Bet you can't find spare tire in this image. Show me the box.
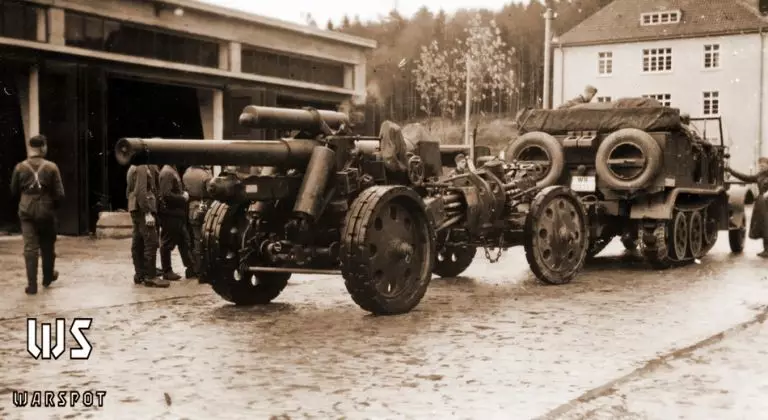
[595,128,662,190]
[503,132,565,188]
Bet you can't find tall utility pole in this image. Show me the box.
[542,8,555,109]
[465,58,474,165]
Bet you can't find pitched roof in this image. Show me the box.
[557,0,768,46]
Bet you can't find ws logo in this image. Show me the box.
[26,318,93,360]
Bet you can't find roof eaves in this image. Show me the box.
[557,27,766,48]
[157,0,378,49]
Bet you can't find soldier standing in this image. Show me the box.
[126,164,169,288]
[182,165,212,280]
[158,164,196,280]
[727,158,768,257]
[557,85,598,109]
[9,135,64,295]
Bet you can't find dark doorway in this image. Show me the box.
[106,77,203,211]
[0,65,28,233]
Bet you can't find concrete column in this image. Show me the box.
[36,8,47,42]
[213,88,224,176]
[353,62,366,104]
[228,42,242,73]
[218,42,229,71]
[47,8,65,45]
[343,65,354,90]
[28,65,40,155]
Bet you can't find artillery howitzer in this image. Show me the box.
[115,106,589,315]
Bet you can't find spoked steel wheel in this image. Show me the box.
[341,186,435,315]
[524,186,589,285]
[688,210,704,258]
[670,211,689,261]
[203,201,290,306]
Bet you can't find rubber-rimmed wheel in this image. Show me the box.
[503,132,565,188]
[202,201,290,306]
[688,210,704,258]
[524,186,589,284]
[669,211,689,261]
[729,226,746,254]
[340,185,435,315]
[433,246,476,278]
[595,128,663,190]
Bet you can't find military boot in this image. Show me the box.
[24,255,38,295]
[41,249,58,287]
[760,238,768,258]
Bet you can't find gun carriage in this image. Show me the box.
[506,98,748,268]
[115,105,589,315]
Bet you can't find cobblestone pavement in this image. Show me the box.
[0,227,767,419]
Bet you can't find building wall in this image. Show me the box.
[553,34,762,172]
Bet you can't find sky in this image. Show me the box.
[197,0,517,27]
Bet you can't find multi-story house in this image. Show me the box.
[553,0,768,175]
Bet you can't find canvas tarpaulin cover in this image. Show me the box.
[516,97,682,134]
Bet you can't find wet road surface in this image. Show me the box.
[1,227,767,419]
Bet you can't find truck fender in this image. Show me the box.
[727,184,749,230]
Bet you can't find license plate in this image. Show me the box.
[570,175,596,192]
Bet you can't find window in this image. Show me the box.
[241,45,347,88]
[64,11,220,68]
[643,48,672,72]
[642,93,671,107]
[704,44,720,69]
[703,91,719,115]
[0,0,41,41]
[641,10,681,26]
[598,52,613,75]
[596,96,611,103]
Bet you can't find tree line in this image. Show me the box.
[307,0,614,127]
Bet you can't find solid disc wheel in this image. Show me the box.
[688,210,704,258]
[702,211,719,253]
[202,201,290,306]
[524,186,589,285]
[433,246,476,278]
[341,186,435,315]
[670,211,689,261]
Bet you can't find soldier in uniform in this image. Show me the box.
[158,164,196,280]
[557,85,598,109]
[727,158,768,257]
[10,135,64,295]
[182,165,212,280]
[126,164,169,287]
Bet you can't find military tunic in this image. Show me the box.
[182,166,212,275]
[126,164,160,281]
[10,156,65,289]
[158,165,195,277]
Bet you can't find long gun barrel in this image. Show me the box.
[239,105,349,131]
[114,138,321,167]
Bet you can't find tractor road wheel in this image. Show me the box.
[729,226,746,254]
[503,132,565,188]
[340,185,435,315]
[524,185,589,285]
[433,246,476,278]
[203,201,290,306]
[688,210,705,258]
[596,128,662,190]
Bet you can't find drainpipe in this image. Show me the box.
[758,26,765,166]
[542,8,554,109]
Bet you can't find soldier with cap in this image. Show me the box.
[126,164,169,287]
[158,164,196,280]
[557,85,598,109]
[10,135,64,295]
[182,165,213,280]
